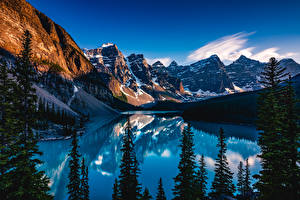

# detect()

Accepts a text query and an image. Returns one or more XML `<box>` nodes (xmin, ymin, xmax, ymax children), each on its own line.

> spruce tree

<box><xmin>118</xmin><ymin>118</ymin><xmax>141</xmax><ymax>200</ymax></box>
<box><xmin>156</xmin><ymin>178</ymin><xmax>166</xmax><ymax>200</ymax></box>
<box><xmin>67</xmin><ymin>130</ymin><xmax>81</xmax><ymax>200</ymax></box>
<box><xmin>172</xmin><ymin>123</ymin><xmax>197</xmax><ymax>200</ymax></box>
<box><xmin>80</xmin><ymin>158</ymin><xmax>89</xmax><ymax>200</ymax></box>
<box><xmin>0</xmin><ymin>58</ymin><xmax>20</xmax><ymax>198</ymax></box>
<box><xmin>112</xmin><ymin>178</ymin><xmax>121</xmax><ymax>200</ymax></box>
<box><xmin>209</xmin><ymin>128</ymin><xmax>235</xmax><ymax>198</ymax></box>
<box><xmin>255</xmin><ymin>57</ymin><xmax>288</xmax><ymax>199</ymax></box>
<box><xmin>141</xmin><ymin>188</ymin><xmax>152</xmax><ymax>200</ymax></box>
<box><xmin>12</xmin><ymin>30</ymin><xmax>38</xmax><ymax>138</ymax></box>
<box><xmin>281</xmin><ymin>76</ymin><xmax>300</xmax><ymax>199</ymax></box>
<box><xmin>237</xmin><ymin>161</ymin><xmax>245</xmax><ymax>197</ymax></box>
<box><xmin>244</xmin><ymin>159</ymin><xmax>252</xmax><ymax>198</ymax></box>
<box><xmin>194</xmin><ymin>154</ymin><xmax>208</xmax><ymax>200</ymax></box>
<box><xmin>7</xmin><ymin>30</ymin><xmax>52</xmax><ymax>200</ymax></box>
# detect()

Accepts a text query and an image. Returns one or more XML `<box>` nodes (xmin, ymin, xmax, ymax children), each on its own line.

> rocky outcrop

<box><xmin>127</xmin><ymin>54</ymin><xmax>153</xmax><ymax>85</ymax></box>
<box><xmin>0</xmin><ymin>0</ymin><xmax>93</xmax><ymax>79</ymax></box>
<box><xmin>84</xmin><ymin>45</ymin><xmax>186</xmax><ymax>105</ymax></box>
<box><xmin>83</xmin><ymin>44</ymin><xmax>132</xmax><ymax>85</ymax></box>
<box><xmin>83</xmin><ymin>46</ymin><xmax>154</xmax><ymax>105</ymax></box>
<box><xmin>151</xmin><ymin>61</ymin><xmax>184</xmax><ymax>93</ymax></box>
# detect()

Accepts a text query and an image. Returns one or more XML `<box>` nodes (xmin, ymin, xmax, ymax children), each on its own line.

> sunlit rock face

<box><xmin>84</xmin><ymin>44</ymin><xmax>132</xmax><ymax>86</ymax></box>
<box><xmin>38</xmin><ymin>114</ymin><xmax>260</xmax><ymax>200</ymax></box>
<box><xmin>0</xmin><ymin>0</ymin><xmax>93</xmax><ymax>79</ymax></box>
<box><xmin>83</xmin><ymin>45</ymin><xmax>186</xmax><ymax>105</ymax></box>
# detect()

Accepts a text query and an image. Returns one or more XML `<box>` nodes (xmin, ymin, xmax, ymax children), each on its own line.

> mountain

<box><xmin>226</xmin><ymin>55</ymin><xmax>264</xmax><ymax>90</ymax></box>
<box><xmin>150</xmin><ymin>61</ymin><xmax>184</xmax><ymax>94</ymax></box>
<box><xmin>278</xmin><ymin>58</ymin><xmax>300</xmax><ymax>77</ymax></box>
<box><xmin>83</xmin><ymin>44</ymin><xmax>186</xmax><ymax>106</ymax></box>
<box><xmin>182</xmin><ymin>73</ymin><xmax>300</xmax><ymax>124</ymax></box>
<box><xmin>226</xmin><ymin>55</ymin><xmax>300</xmax><ymax>91</ymax></box>
<box><xmin>1</xmin><ymin>0</ymin><xmax>300</xmax><ymax>110</ymax></box>
<box><xmin>167</xmin><ymin>54</ymin><xmax>300</xmax><ymax>98</ymax></box>
<box><xmin>167</xmin><ymin>54</ymin><xmax>234</xmax><ymax>94</ymax></box>
<box><xmin>0</xmin><ymin>0</ymin><xmax>126</xmax><ymax>113</ymax></box>
<box><xmin>0</xmin><ymin>0</ymin><xmax>93</xmax><ymax>79</ymax></box>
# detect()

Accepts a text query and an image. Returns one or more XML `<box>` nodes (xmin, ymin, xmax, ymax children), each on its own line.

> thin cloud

<box><xmin>187</xmin><ymin>32</ymin><xmax>298</xmax><ymax>63</ymax></box>
<box><xmin>251</xmin><ymin>48</ymin><xmax>297</xmax><ymax>62</ymax></box>
<box><xmin>146</xmin><ymin>57</ymin><xmax>172</xmax><ymax>66</ymax></box>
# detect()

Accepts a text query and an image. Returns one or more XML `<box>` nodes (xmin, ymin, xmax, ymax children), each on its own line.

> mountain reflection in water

<box><xmin>38</xmin><ymin>113</ymin><xmax>260</xmax><ymax>200</ymax></box>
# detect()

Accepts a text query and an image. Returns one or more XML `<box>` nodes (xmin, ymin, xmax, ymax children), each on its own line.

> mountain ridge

<box><xmin>0</xmin><ymin>0</ymin><xmax>93</xmax><ymax>79</ymax></box>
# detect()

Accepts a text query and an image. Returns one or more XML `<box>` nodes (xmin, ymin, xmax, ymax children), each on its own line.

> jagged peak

<box><xmin>236</xmin><ymin>54</ymin><xmax>256</xmax><ymax>62</ymax></box>
<box><xmin>168</xmin><ymin>60</ymin><xmax>178</xmax><ymax>67</ymax></box>
<box><xmin>127</xmin><ymin>53</ymin><xmax>145</xmax><ymax>62</ymax></box>
<box><xmin>209</xmin><ymin>54</ymin><xmax>220</xmax><ymax>59</ymax></box>
<box><xmin>192</xmin><ymin>54</ymin><xmax>222</xmax><ymax>66</ymax></box>
<box><xmin>237</xmin><ymin>55</ymin><xmax>248</xmax><ymax>60</ymax></box>
<box><xmin>233</xmin><ymin>54</ymin><xmax>261</xmax><ymax>65</ymax></box>
<box><xmin>152</xmin><ymin>61</ymin><xmax>165</xmax><ymax>68</ymax></box>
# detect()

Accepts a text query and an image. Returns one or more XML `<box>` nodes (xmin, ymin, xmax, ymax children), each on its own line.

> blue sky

<box><xmin>28</xmin><ymin>0</ymin><xmax>300</xmax><ymax>65</ymax></box>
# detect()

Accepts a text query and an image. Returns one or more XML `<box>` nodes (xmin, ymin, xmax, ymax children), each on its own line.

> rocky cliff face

<box><xmin>0</xmin><ymin>0</ymin><xmax>127</xmax><ymax>113</ymax></box>
<box><xmin>226</xmin><ymin>55</ymin><xmax>300</xmax><ymax>91</ymax></box>
<box><xmin>0</xmin><ymin>0</ymin><xmax>93</xmax><ymax>79</ymax></box>
<box><xmin>168</xmin><ymin>55</ymin><xmax>234</xmax><ymax>93</ymax></box>
<box><xmin>83</xmin><ymin>44</ymin><xmax>132</xmax><ymax>84</ymax></box>
<box><xmin>151</xmin><ymin>61</ymin><xmax>184</xmax><ymax>93</ymax></box>
<box><xmin>84</xmin><ymin>45</ymin><xmax>186</xmax><ymax>105</ymax></box>
<box><xmin>226</xmin><ymin>55</ymin><xmax>264</xmax><ymax>90</ymax></box>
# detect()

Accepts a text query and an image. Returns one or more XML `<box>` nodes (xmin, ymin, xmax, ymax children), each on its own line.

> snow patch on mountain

<box><xmin>127</xmin><ymin>61</ymin><xmax>144</xmax><ymax>87</ymax></box>
<box><xmin>232</xmin><ymin>83</ymin><xmax>244</xmax><ymax>92</ymax></box>
<box><xmin>67</xmin><ymin>85</ymin><xmax>79</xmax><ymax>106</ymax></box>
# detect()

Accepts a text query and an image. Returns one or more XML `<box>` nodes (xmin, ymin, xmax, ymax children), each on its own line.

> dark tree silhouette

<box><xmin>112</xmin><ymin>178</ymin><xmax>121</xmax><ymax>200</ymax></box>
<box><xmin>0</xmin><ymin>58</ymin><xmax>21</xmax><ymax>198</ymax></box>
<box><xmin>118</xmin><ymin>118</ymin><xmax>141</xmax><ymax>199</ymax></box>
<box><xmin>255</xmin><ymin>57</ymin><xmax>289</xmax><ymax>199</ymax></box>
<box><xmin>6</xmin><ymin>30</ymin><xmax>52</xmax><ymax>200</ymax></box>
<box><xmin>173</xmin><ymin>124</ymin><xmax>197</xmax><ymax>200</ymax></box>
<box><xmin>80</xmin><ymin>158</ymin><xmax>89</xmax><ymax>200</ymax></box>
<box><xmin>281</xmin><ymin>76</ymin><xmax>300</xmax><ymax>199</ymax></box>
<box><xmin>156</xmin><ymin>178</ymin><xmax>166</xmax><ymax>200</ymax></box>
<box><xmin>141</xmin><ymin>188</ymin><xmax>152</xmax><ymax>200</ymax></box>
<box><xmin>244</xmin><ymin>159</ymin><xmax>252</xmax><ymax>198</ymax></box>
<box><xmin>67</xmin><ymin>131</ymin><xmax>81</xmax><ymax>200</ymax></box>
<box><xmin>209</xmin><ymin>128</ymin><xmax>235</xmax><ymax>198</ymax></box>
<box><xmin>194</xmin><ymin>154</ymin><xmax>208</xmax><ymax>200</ymax></box>
<box><xmin>237</xmin><ymin>161</ymin><xmax>245</xmax><ymax>197</ymax></box>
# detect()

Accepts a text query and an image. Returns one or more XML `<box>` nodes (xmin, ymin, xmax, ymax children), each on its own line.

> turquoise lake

<box><xmin>38</xmin><ymin>113</ymin><xmax>261</xmax><ymax>200</ymax></box>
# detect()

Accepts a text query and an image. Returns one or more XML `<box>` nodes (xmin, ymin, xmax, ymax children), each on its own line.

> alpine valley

<box><xmin>1</xmin><ymin>0</ymin><xmax>300</xmax><ymax>120</ymax></box>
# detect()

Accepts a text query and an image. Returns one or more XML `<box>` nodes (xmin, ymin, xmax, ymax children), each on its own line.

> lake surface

<box><xmin>38</xmin><ymin>113</ymin><xmax>261</xmax><ymax>200</ymax></box>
